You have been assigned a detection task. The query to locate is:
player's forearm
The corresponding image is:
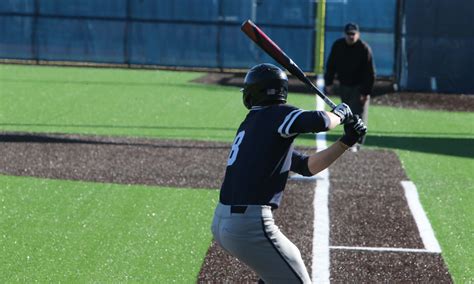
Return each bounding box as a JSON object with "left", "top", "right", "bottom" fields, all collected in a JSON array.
[
  {"left": 325, "top": 111, "right": 342, "bottom": 129},
  {"left": 307, "top": 141, "right": 348, "bottom": 175}
]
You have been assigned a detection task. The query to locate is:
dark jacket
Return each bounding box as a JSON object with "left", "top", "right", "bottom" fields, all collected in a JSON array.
[{"left": 324, "top": 38, "right": 376, "bottom": 95}]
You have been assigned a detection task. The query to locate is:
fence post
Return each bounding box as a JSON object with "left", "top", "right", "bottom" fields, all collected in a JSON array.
[
  {"left": 124, "top": 0, "right": 131, "bottom": 67},
  {"left": 314, "top": 0, "right": 326, "bottom": 76},
  {"left": 394, "top": 0, "right": 405, "bottom": 91},
  {"left": 216, "top": 0, "right": 223, "bottom": 71},
  {"left": 32, "top": 0, "right": 39, "bottom": 64}
]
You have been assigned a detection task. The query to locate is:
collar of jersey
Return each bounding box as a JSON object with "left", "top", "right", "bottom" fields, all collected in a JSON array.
[{"left": 250, "top": 106, "right": 267, "bottom": 111}]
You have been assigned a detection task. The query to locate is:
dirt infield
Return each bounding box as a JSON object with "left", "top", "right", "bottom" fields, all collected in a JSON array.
[
  {"left": 0, "top": 132, "right": 229, "bottom": 189},
  {"left": 328, "top": 150, "right": 451, "bottom": 282},
  {"left": 193, "top": 73, "right": 474, "bottom": 112},
  {"left": 0, "top": 132, "right": 452, "bottom": 282}
]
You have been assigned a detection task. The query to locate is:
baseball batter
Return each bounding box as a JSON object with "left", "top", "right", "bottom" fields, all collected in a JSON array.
[{"left": 211, "top": 63, "right": 366, "bottom": 283}]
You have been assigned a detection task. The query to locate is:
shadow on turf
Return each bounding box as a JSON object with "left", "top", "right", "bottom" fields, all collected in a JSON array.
[
  {"left": 0, "top": 133, "right": 230, "bottom": 149},
  {"left": 0, "top": 123, "right": 235, "bottom": 132},
  {"left": 2, "top": 131, "right": 472, "bottom": 159},
  {"left": 301, "top": 133, "right": 474, "bottom": 159},
  {"left": 0, "top": 77, "right": 234, "bottom": 90}
]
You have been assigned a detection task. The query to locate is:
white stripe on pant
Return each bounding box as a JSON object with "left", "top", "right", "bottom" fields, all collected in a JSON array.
[{"left": 211, "top": 202, "right": 312, "bottom": 283}]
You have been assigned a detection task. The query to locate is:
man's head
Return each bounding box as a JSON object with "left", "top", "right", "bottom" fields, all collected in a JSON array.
[
  {"left": 344, "top": 23, "right": 360, "bottom": 46},
  {"left": 242, "top": 63, "right": 288, "bottom": 109}
]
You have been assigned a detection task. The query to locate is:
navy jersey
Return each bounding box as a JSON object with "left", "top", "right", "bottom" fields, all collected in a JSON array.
[{"left": 220, "top": 104, "right": 330, "bottom": 208}]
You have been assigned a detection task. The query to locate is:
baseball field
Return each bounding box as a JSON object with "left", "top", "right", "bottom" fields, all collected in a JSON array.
[{"left": 1, "top": 64, "right": 473, "bottom": 282}]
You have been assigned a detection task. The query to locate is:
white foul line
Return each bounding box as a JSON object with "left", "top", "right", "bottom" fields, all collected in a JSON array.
[
  {"left": 312, "top": 95, "right": 330, "bottom": 284},
  {"left": 401, "top": 181, "right": 442, "bottom": 253},
  {"left": 309, "top": 91, "right": 441, "bottom": 282},
  {"left": 330, "top": 245, "right": 439, "bottom": 254},
  {"left": 289, "top": 175, "right": 318, "bottom": 181},
  {"left": 289, "top": 173, "right": 324, "bottom": 181}
]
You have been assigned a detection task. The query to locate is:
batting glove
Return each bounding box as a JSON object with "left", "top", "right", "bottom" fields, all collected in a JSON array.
[
  {"left": 332, "top": 103, "right": 353, "bottom": 124},
  {"left": 340, "top": 116, "right": 367, "bottom": 147}
]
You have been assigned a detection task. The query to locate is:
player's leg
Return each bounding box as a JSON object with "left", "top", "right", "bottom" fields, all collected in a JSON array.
[
  {"left": 257, "top": 215, "right": 312, "bottom": 283},
  {"left": 359, "top": 94, "right": 370, "bottom": 144},
  {"left": 217, "top": 204, "right": 311, "bottom": 283},
  {"left": 339, "top": 85, "right": 364, "bottom": 150},
  {"left": 338, "top": 85, "right": 361, "bottom": 114}
]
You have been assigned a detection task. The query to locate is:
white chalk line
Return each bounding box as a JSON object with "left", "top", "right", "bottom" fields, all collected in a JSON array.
[
  {"left": 328, "top": 182, "right": 442, "bottom": 255},
  {"left": 310, "top": 87, "right": 442, "bottom": 283},
  {"left": 330, "top": 245, "right": 439, "bottom": 254},
  {"left": 401, "top": 180, "right": 442, "bottom": 253},
  {"left": 289, "top": 174, "right": 324, "bottom": 181},
  {"left": 312, "top": 95, "right": 330, "bottom": 284}
]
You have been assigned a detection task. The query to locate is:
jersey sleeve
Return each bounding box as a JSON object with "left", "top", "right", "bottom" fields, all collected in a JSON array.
[
  {"left": 290, "top": 150, "right": 312, "bottom": 176},
  {"left": 277, "top": 107, "right": 331, "bottom": 138}
]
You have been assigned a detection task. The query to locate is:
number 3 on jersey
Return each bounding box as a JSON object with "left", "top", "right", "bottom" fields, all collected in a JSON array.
[{"left": 227, "top": 130, "right": 245, "bottom": 166}]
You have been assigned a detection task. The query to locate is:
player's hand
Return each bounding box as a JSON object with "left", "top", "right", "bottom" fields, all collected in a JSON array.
[
  {"left": 331, "top": 103, "right": 353, "bottom": 124},
  {"left": 340, "top": 116, "right": 367, "bottom": 147}
]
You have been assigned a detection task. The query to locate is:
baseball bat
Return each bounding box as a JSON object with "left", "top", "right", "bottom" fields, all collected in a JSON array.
[{"left": 241, "top": 20, "right": 337, "bottom": 109}]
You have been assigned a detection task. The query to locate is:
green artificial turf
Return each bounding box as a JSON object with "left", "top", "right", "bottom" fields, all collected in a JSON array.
[
  {"left": 1, "top": 64, "right": 473, "bottom": 281},
  {"left": 398, "top": 152, "right": 473, "bottom": 282},
  {"left": 0, "top": 64, "right": 244, "bottom": 140},
  {"left": 0, "top": 175, "right": 218, "bottom": 282}
]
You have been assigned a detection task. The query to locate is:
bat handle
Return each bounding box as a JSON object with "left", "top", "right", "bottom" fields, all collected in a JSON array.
[
  {"left": 323, "top": 97, "right": 337, "bottom": 110},
  {"left": 305, "top": 78, "right": 337, "bottom": 109}
]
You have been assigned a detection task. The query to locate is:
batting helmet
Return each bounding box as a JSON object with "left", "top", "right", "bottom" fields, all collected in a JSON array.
[{"left": 242, "top": 63, "right": 288, "bottom": 109}]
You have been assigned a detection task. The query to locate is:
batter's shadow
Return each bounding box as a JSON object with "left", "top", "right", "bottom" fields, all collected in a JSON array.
[
  {"left": 0, "top": 132, "right": 230, "bottom": 149},
  {"left": 0, "top": 123, "right": 235, "bottom": 132},
  {"left": 301, "top": 133, "right": 474, "bottom": 159}
]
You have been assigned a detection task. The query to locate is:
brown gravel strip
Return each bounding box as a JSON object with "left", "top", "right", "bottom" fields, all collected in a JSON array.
[
  {"left": 328, "top": 149, "right": 451, "bottom": 281},
  {"left": 330, "top": 180, "right": 424, "bottom": 248},
  {"left": 329, "top": 150, "right": 423, "bottom": 248},
  {"left": 0, "top": 132, "right": 229, "bottom": 189},
  {"left": 371, "top": 92, "right": 474, "bottom": 112},
  {"left": 331, "top": 250, "right": 452, "bottom": 282}
]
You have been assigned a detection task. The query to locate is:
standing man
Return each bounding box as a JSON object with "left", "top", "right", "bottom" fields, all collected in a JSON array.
[
  {"left": 211, "top": 63, "right": 367, "bottom": 283},
  {"left": 324, "top": 22, "right": 375, "bottom": 149}
]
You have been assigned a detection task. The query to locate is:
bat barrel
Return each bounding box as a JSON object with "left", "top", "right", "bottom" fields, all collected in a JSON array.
[{"left": 241, "top": 19, "right": 337, "bottom": 110}]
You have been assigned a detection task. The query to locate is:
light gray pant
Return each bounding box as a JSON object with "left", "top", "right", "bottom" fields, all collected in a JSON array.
[{"left": 211, "top": 202, "right": 311, "bottom": 283}]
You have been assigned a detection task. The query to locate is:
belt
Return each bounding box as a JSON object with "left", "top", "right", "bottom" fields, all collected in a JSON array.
[{"left": 230, "top": 205, "right": 247, "bottom": 214}]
